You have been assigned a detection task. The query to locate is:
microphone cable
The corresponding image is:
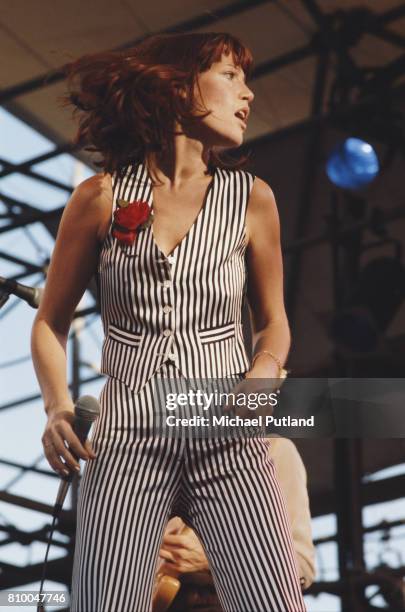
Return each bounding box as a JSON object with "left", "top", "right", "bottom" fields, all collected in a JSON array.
[
  {"left": 37, "top": 496, "right": 67, "bottom": 612},
  {"left": 36, "top": 395, "right": 100, "bottom": 612}
]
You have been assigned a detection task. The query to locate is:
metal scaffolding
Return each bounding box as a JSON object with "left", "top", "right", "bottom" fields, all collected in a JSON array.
[{"left": 1, "top": 2, "right": 405, "bottom": 609}]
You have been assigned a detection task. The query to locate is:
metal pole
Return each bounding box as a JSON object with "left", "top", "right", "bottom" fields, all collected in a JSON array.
[
  {"left": 329, "top": 192, "right": 367, "bottom": 611},
  {"left": 286, "top": 46, "right": 330, "bottom": 323}
]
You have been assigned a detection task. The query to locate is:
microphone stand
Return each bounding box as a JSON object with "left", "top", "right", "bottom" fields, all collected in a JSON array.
[
  {"left": 37, "top": 314, "right": 86, "bottom": 611},
  {"left": 70, "top": 317, "right": 82, "bottom": 511}
]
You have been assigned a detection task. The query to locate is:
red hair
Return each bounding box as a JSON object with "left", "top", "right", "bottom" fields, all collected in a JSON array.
[{"left": 62, "top": 32, "right": 253, "bottom": 177}]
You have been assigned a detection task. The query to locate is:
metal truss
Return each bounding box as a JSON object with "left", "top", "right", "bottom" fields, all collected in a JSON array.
[{"left": 1, "top": 0, "right": 405, "bottom": 607}]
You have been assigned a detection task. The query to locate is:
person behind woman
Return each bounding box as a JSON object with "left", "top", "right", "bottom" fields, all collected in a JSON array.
[
  {"left": 159, "top": 436, "right": 316, "bottom": 611},
  {"left": 31, "top": 32, "right": 306, "bottom": 612}
]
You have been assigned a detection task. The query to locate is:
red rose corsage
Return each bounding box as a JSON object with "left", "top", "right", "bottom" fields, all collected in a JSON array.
[{"left": 112, "top": 199, "right": 154, "bottom": 246}]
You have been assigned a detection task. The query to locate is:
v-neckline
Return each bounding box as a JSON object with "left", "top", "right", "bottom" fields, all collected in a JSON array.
[{"left": 143, "top": 162, "right": 217, "bottom": 259}]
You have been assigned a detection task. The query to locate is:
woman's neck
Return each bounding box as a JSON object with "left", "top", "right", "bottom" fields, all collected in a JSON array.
[{"left": 146, "top": 135, "right": 212, "bottom": 188}]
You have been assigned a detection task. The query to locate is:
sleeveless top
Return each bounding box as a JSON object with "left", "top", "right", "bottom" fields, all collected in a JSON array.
[{"left": 98, "top": 160, "right": 255, "bottom": 394}]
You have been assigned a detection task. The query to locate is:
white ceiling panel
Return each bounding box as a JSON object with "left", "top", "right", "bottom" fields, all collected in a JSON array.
[
  {"left": 1, "top": 0, "right": 145, "bottom": 76},
  {"left": 197, "top": 2, "right": 313, "bottom": 64},
  {"left": 1, "top": 0, "right": 404, "bottom": 156}
]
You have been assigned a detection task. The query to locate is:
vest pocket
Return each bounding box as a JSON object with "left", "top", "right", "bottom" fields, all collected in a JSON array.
[
  {"left": 108, "top": 323, "right": 143, "bottom": 348},
  {"left": 101, "top": 323, "right": 145, "bottom": 391},
  {"left": 198, "top": 321, "right": 235, "bottom": 345}
]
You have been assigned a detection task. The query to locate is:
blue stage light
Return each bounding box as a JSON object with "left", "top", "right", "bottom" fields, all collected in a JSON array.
[{"left": 326, "top": 138, "right": 380, "bottom": 189}]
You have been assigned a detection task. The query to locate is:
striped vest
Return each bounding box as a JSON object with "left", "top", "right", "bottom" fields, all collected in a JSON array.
[{"left": 98, "top": 161, "right": 254, "bottom": 393}]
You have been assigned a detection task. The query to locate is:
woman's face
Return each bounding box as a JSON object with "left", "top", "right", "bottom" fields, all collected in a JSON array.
[{"left": 190, "top": 52, "right": 254, "bottom": 149}]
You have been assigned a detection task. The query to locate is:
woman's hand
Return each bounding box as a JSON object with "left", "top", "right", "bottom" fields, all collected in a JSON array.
[
  {"left": 223, "top": 368, "right": 278, "bottom": 419},
  {"left": 42, "top": 404, "right": 96, "bottom": 476},
  {"left": 159, "top": 519, "right": 209, "bottom": 574},
  {"left": 223, "top": 360, "right": 281, "bottom": 420}
]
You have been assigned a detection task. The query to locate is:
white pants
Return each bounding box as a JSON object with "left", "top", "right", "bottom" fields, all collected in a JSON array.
[{"left": 70, "top": 362, "right": 306, "bottom": 612}]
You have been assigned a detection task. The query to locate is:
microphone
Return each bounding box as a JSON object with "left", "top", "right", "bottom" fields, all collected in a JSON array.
[
  {"left": 38, "top": 397, "right": 100, "bottom": 611},
  {"left": 53, "top": 395, "right": 100, "bottom": 517},
  {"left": 0, "top": 276, "right": 43, "bottom": 309}
]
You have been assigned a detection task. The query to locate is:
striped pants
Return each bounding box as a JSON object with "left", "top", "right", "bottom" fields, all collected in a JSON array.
[{"left": 70, "top": 362, "right": 306, "bottom": 612}]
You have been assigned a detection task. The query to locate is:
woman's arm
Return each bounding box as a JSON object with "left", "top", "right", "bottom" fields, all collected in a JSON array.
[
  {"left": 31, "top": 173, "right": 112, "bottom": 476},
  {"left": 245, "top": 177, "right": 291, "bottom": 378}
]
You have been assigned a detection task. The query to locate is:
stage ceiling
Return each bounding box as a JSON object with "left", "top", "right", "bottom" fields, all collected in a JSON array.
[{"left": 1, "top": 0, "right": 405, "bottom": 157}]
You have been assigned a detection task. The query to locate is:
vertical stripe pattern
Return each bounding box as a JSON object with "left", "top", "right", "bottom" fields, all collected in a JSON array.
[
  {"left": 71, "top": 161, "right": 306, "bottom": 611},
  {"left": 98, "top": 161, "right": 252, "bottom": 393},
  {"left": 71, "top": 363, "right": 306, "bottom": 612}
]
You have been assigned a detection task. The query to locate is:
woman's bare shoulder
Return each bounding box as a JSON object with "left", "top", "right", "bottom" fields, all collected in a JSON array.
[
  {"left": 76, "top": 172, "right": 112, "bottom": 195},
  {"left": 70, "top": 173, "right": 113, "bottom": 242},
  {"left": 248, "top": 176, "right": 276, "bottom": 209},
  {"left": 245, "top": 176, "right": 278, "bottom": 245}
]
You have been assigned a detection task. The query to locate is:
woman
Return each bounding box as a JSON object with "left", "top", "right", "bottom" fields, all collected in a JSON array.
[{"left": 31, "top": 32, "right": 306, "bottom": 612}]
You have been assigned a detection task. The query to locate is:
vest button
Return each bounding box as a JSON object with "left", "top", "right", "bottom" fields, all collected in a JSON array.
[
  {"left": 167, "top": 255, "right": 176, "bottom": 264},
  {"left": 167, "top": 352, "right": 177, "bottom": 360},
  {"left": 163, "top": 329, "right": 173, "bottom": 337},
  {"left": 162, "top": 280, "right": 171, "bottom": 289},
  {"left": 163, "top": 305, "right": 172, "bottom": 314}
]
